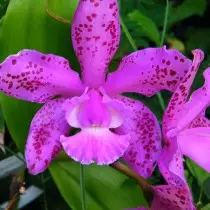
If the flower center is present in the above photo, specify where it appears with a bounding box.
[64,88,125,129]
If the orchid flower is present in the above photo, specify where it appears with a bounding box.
[159,49,204,185]
[149,49,204,210]
[126,49,204,210]
[0,0,193,175]
[157,46,210,190]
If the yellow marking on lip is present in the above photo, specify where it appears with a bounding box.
[91,124,101,128]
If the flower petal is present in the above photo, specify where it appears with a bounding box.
[25,98,70,175]
[158,139,186,186]
[113,96,161,178]
[72,0,120,87]
[0,50,84,103]
[60,128,130,165]
[178,127,210,172]
[176,68,210,132]
[151,185,195,210]
[127,185,195,210]
[103,47,192,96]
[190,114,210,128]
[163,49,204,135]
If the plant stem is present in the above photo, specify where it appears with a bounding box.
[157,93,165,111]
[120,16,137,51]
[5,169,25,210]
[155,0,170,111]
[111,162,153,202]
[160,0,170,47]
[80,164,86,210]
[45,0,70,24]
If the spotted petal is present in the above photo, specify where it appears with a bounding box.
[25,98,70,175]
[0,50,84,103]
[126,185,195,210]
[150,185,195,210]
[114,96,161,178]
[72,0,120,87]
[176,68,210,132]
[60,128,130,165]
[163,49,204,135]
[158,139,186,186]
[190,112,210,128]
[103,47,192,97]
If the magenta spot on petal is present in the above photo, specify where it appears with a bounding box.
[12,59,17,65]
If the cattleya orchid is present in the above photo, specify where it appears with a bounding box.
[0,0,194,176]
[127,49,204,210]
[150,50,206,210]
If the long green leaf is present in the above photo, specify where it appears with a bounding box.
[128,10,160,45]
[50,161,147,210]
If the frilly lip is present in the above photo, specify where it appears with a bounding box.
[60,127,131,165]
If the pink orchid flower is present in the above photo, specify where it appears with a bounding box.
[0,0,192,175]
[126,49,204,210]
[152,49,205,210]
[159,49,204,185]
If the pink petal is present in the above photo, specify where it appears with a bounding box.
[178,127,210,172]
[126,185,195,210]
[60,128,130,165]
[72,0,120,87]
[103,47,192,96]
[190,114,210,128]
[113,96,161,178]
[25,98,70,175]
[0,50,84,103]
[176,68,210,132]
[163,49,204,136]
[158,140,186,187]
[151,185,195,210]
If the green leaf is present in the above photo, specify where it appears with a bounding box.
[0,106,4,153]
[0,0,79,151]
[128,10,160,45]
[49,161,147,210]
[186,159,210,200]
[0,106,4,129]
[203,178,210,200]
[201,203,210,210]
[169,0,207,26]
[186,159,209,186]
